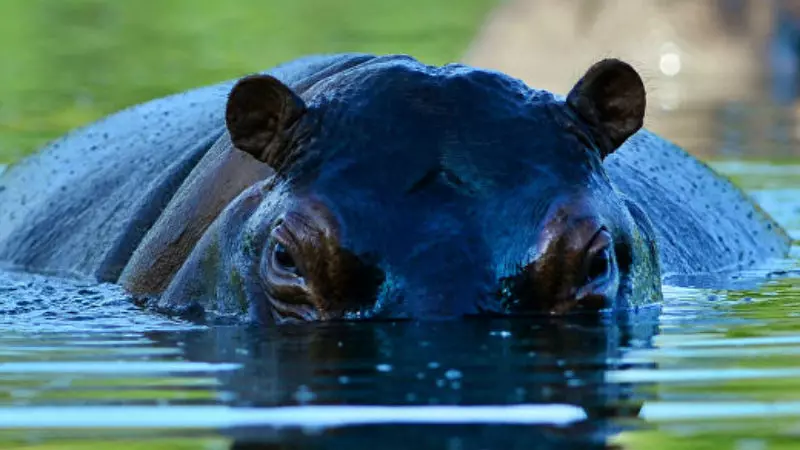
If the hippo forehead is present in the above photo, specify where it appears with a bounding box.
[280,59,605,282]
[297,57,590,197]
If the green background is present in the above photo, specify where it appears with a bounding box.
[0,0,496,163]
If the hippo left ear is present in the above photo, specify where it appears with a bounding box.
[566,59,646,159]
[225,74,307,168]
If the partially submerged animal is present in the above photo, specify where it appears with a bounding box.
[0,53,790,323]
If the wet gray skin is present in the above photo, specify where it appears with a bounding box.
[0,54,791,324]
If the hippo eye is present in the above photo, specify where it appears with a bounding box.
[272,242,299,276]
[587,247,611,282]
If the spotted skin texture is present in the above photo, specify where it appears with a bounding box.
[0,53,791,323]
[0,54,373,281]
[605,130,790,275]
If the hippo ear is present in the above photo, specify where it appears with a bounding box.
[225,74,307,168]
[566,59,646,158]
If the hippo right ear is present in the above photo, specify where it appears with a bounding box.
[225,74,307,168]
[566,59,646,159]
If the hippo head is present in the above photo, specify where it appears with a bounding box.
[156,56,662,323]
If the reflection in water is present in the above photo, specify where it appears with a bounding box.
[168,313,657,409]
[183,314,657,449]
[0,308,661,449]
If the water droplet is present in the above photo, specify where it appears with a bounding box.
[427,361,440,369]
[490,330,512,338]
[293,385,316,404]
[567,378,585,387]
[338,376,350,384]
[444,369,462,380]
[376,363,393,372]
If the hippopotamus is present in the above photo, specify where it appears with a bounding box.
[0,53,790,323]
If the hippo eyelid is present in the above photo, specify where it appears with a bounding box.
[283,211,322,241]
[271,216,301,246]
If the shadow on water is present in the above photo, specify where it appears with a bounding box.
[143,310,660,449]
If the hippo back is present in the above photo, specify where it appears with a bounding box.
[0,53,377,281]
[607,130,791,276]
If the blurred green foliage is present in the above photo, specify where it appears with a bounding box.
[0,0,495,163]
